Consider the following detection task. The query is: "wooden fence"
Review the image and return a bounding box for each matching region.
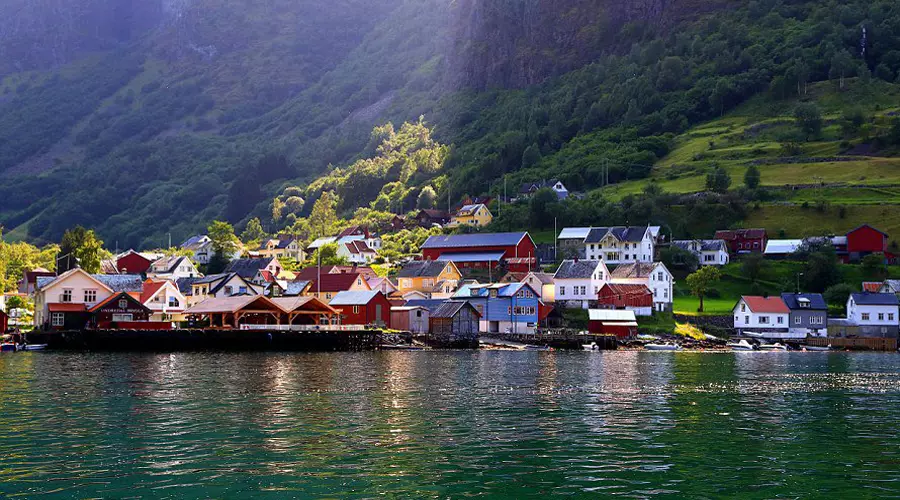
[806,337,898,351]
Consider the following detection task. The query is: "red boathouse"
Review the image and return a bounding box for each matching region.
[328,291,392,328]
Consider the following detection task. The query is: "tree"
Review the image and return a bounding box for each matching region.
[284,196,305,214]
[824,283,856,313]
[861,253,888,281]
[803,245,841,292]
[241,217,267,244]
[309,191,339,239]
[744,165,761,189]
[705,165,732,193]
[794,103,823,140]
[529,188,560,229]
[5,295,24,312]
[521,143,542,169]
[304,242,349,267]
[659,245,699,273]
[59,226,104,274]
[841,107,866,136]
[657,56,685,91]
[686,266,722,313]
[742,253,765,282]
[829,50,856,90]
[417,186,436,209]
[208,220,239,273]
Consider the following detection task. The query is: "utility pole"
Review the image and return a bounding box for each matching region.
[168,232,172,249]
[554,217,557,263]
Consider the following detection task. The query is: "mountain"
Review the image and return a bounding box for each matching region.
[2,0,900,249]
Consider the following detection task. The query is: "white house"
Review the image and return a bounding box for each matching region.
[519,179,569,200]
[846,292,900,337]
[522,272,555,303]
[583,226,656,265]
[733,296,790,335]
[337,240,378,265]
[140,280,188,323]
[147,256,201,281]
[180,235,242,265]
[609,262,673,312]
[33,268,144,329]
[672,239,730,266]
[188,273,260,307]
[553,260,609,309]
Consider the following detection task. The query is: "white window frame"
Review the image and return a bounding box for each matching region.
[51,313,65,327]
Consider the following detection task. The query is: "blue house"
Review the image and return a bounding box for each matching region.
[453,282,541,334]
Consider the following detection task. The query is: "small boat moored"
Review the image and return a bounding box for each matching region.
[801,345,832,351]
[582,342,599,351]
[0,343,18,353]
[728,339,756,351]
[645,343,681,351]
[758,343,789,351]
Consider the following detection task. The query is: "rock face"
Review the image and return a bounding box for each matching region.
[445,0,720,89]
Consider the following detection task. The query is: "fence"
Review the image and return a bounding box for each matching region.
[239,324,367,332]
[806,337,898,351]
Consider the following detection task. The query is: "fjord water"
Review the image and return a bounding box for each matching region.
[1,352,898,498]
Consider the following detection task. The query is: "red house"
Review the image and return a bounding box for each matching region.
[87,292,164,330]
[0,310,8,333]
[844,225,890,263]
[714,228,768,254]
[116,250,154,274]
[597,283,653,311]
[420,232,537,272]
[588,309,638,340]
[329,290,391,327]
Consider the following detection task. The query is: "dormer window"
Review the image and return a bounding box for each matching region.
[118,299,128,309]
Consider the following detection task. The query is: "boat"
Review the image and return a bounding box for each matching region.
[727,339,755,351]
[582,342,599,351]
[645,343,681,351]
[758,343,788,351]
[0,343,17,353]
[523,345,552,351]
[802,345,832,352]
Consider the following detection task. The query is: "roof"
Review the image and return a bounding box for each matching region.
[847,224,888,237]
[584,227,649,244]
[338,225,370,238]
[673,239,727,252]
[284,280,311,296]
[601,283,652,295]
[454,282,535,299]
[344,240,376,255]
[403,299,448,313]
[432,300,480,319]
[100,259,119,275]
[851,292,900,306]
[48,303,88,313]
[435,252,506,263]
[558,227,592,240]
[151,256,189,274]
[256,270,275,283]
[176,277,200,295]
[36,276,57,290]
[764,240,803,255]
[397,261,449,278]
[609,262,662,280]
[525,272,555,285]
[294,265,377,281]
[554,260,602,280]
[307,237,337,249]
[714,228,767,240]
[88,292,149,313]
[421,232,529,249]
[93,274,144,293]
[270,296,337,314]
[588,309,637,322]
[193,273,231,285]
[309,273,365,293]
[455,204,488,217]
[184,295,280,315]
[740,296,790,313]
[780,293,827,310]
[878,280,900,293]
[140,280,167,304]
[329,290,381,306]
[225,258,275,278]
[180,235,210,249]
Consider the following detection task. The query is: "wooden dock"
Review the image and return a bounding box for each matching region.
[806,337,898,351]
[487,330,618,350]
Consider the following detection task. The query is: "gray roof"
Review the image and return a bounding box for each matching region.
[609,262,659,279]
[92,274,144,292]
[584,227,648,244]
[284,280,311,296]
[780,293,827,310]
[673,239,726,252]
[882,280,900,293]
[554,260,601,279]
[36,276,56,290]
[397,261,448,278]
[152,255,189,274]
[422,232,529,249]
[526,272,555,285]
[176,277,200,295]
[329,290,381,306]
[432,300,478,319]
[193,273,231,285]
[403,299,448,313]
[225,258,275,278]
[851,292,900,306]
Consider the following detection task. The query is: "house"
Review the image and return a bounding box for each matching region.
[609,262,673,312]
[265,280,311,298]
[587,309,638,339]
[519,179,569,200]
[596,283,653,317]
[447,204,493,228]
[390,305,430,333]
[733,296,790,335]
[553,260,609,309]
[421,232,537,272]
[845,292,899,338]
[672,240,730,266]
[871,281,893,293]
[180,235,242,265]
[764,239,804,259]
[583,227,656,265]
[844,224,889,263]
[522,272,555,303]
[715,228,768,254]
[115,250,157,274]
[270,296,340,326]
[367,277,398,296]
[429,301,481,347]
[396,261,461,298]
[251,269,277,286]
[188,273,260,307]
[225,257,282,280]
[780,293,828,337]
[18,268,56,295]
[295,265,378,281]
[415,209,451,228]
[88,292,155,329]
[453,282,541,334]
[141,280,188,323]
[329,290,391,327]
[306,273,370,303]
[257,235,306,262]
[184,295,287,329]
[148,256,200,281]
[33,269,144,330]
[557,227,592,259]
[337,240,378,265]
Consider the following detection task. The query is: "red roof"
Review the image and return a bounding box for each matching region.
[140,280,166,304]
[257,270,275,282]
[741,296,790,313]
[308,273,365,293]
[715,228,767,240]
[863,282,883,293]
[48,303,87,313]
[601,283,652,296]
[344,240,375,255]
[295,265,377,281]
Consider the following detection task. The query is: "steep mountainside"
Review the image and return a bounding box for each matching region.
[2,0,900,249]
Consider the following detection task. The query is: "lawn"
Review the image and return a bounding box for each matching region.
[743,205,900,244]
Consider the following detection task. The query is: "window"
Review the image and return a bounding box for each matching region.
[777,317,783,324]
[879,313,885,321]
[353,306,360,314]
[741,304,746,312]
[61,289,73,302]
[795,316,801,325]
[657,272,664,281]
[357,278,362,286]
[225,286,233,295]
[890,314,895,321]
[580,286,587,295]
[118,299,129,309]
[239,287,247,294]
[112,313,133,322]
[745,316,749,323]
[169,297,180,307]
[759,316,769,324]
[51,313,65,327]
[84,289,97,303]
[560,286,566,295]
[326,293,332,300]
[862,313,870,321]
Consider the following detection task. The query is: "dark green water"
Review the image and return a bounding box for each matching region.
[1,351,899,498]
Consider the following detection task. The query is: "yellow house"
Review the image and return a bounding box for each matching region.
[396,261,461,298]
[448,204,493,228]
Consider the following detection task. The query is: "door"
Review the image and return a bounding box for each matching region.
[375,304,383,326]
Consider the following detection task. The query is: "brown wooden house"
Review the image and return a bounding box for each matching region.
[429,300,480,347]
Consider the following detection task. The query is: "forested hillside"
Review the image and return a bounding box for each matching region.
[3,0,900,249]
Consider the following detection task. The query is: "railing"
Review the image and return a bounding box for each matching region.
[239,324,368,332]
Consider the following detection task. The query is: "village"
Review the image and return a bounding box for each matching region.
[3,183,900,352]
